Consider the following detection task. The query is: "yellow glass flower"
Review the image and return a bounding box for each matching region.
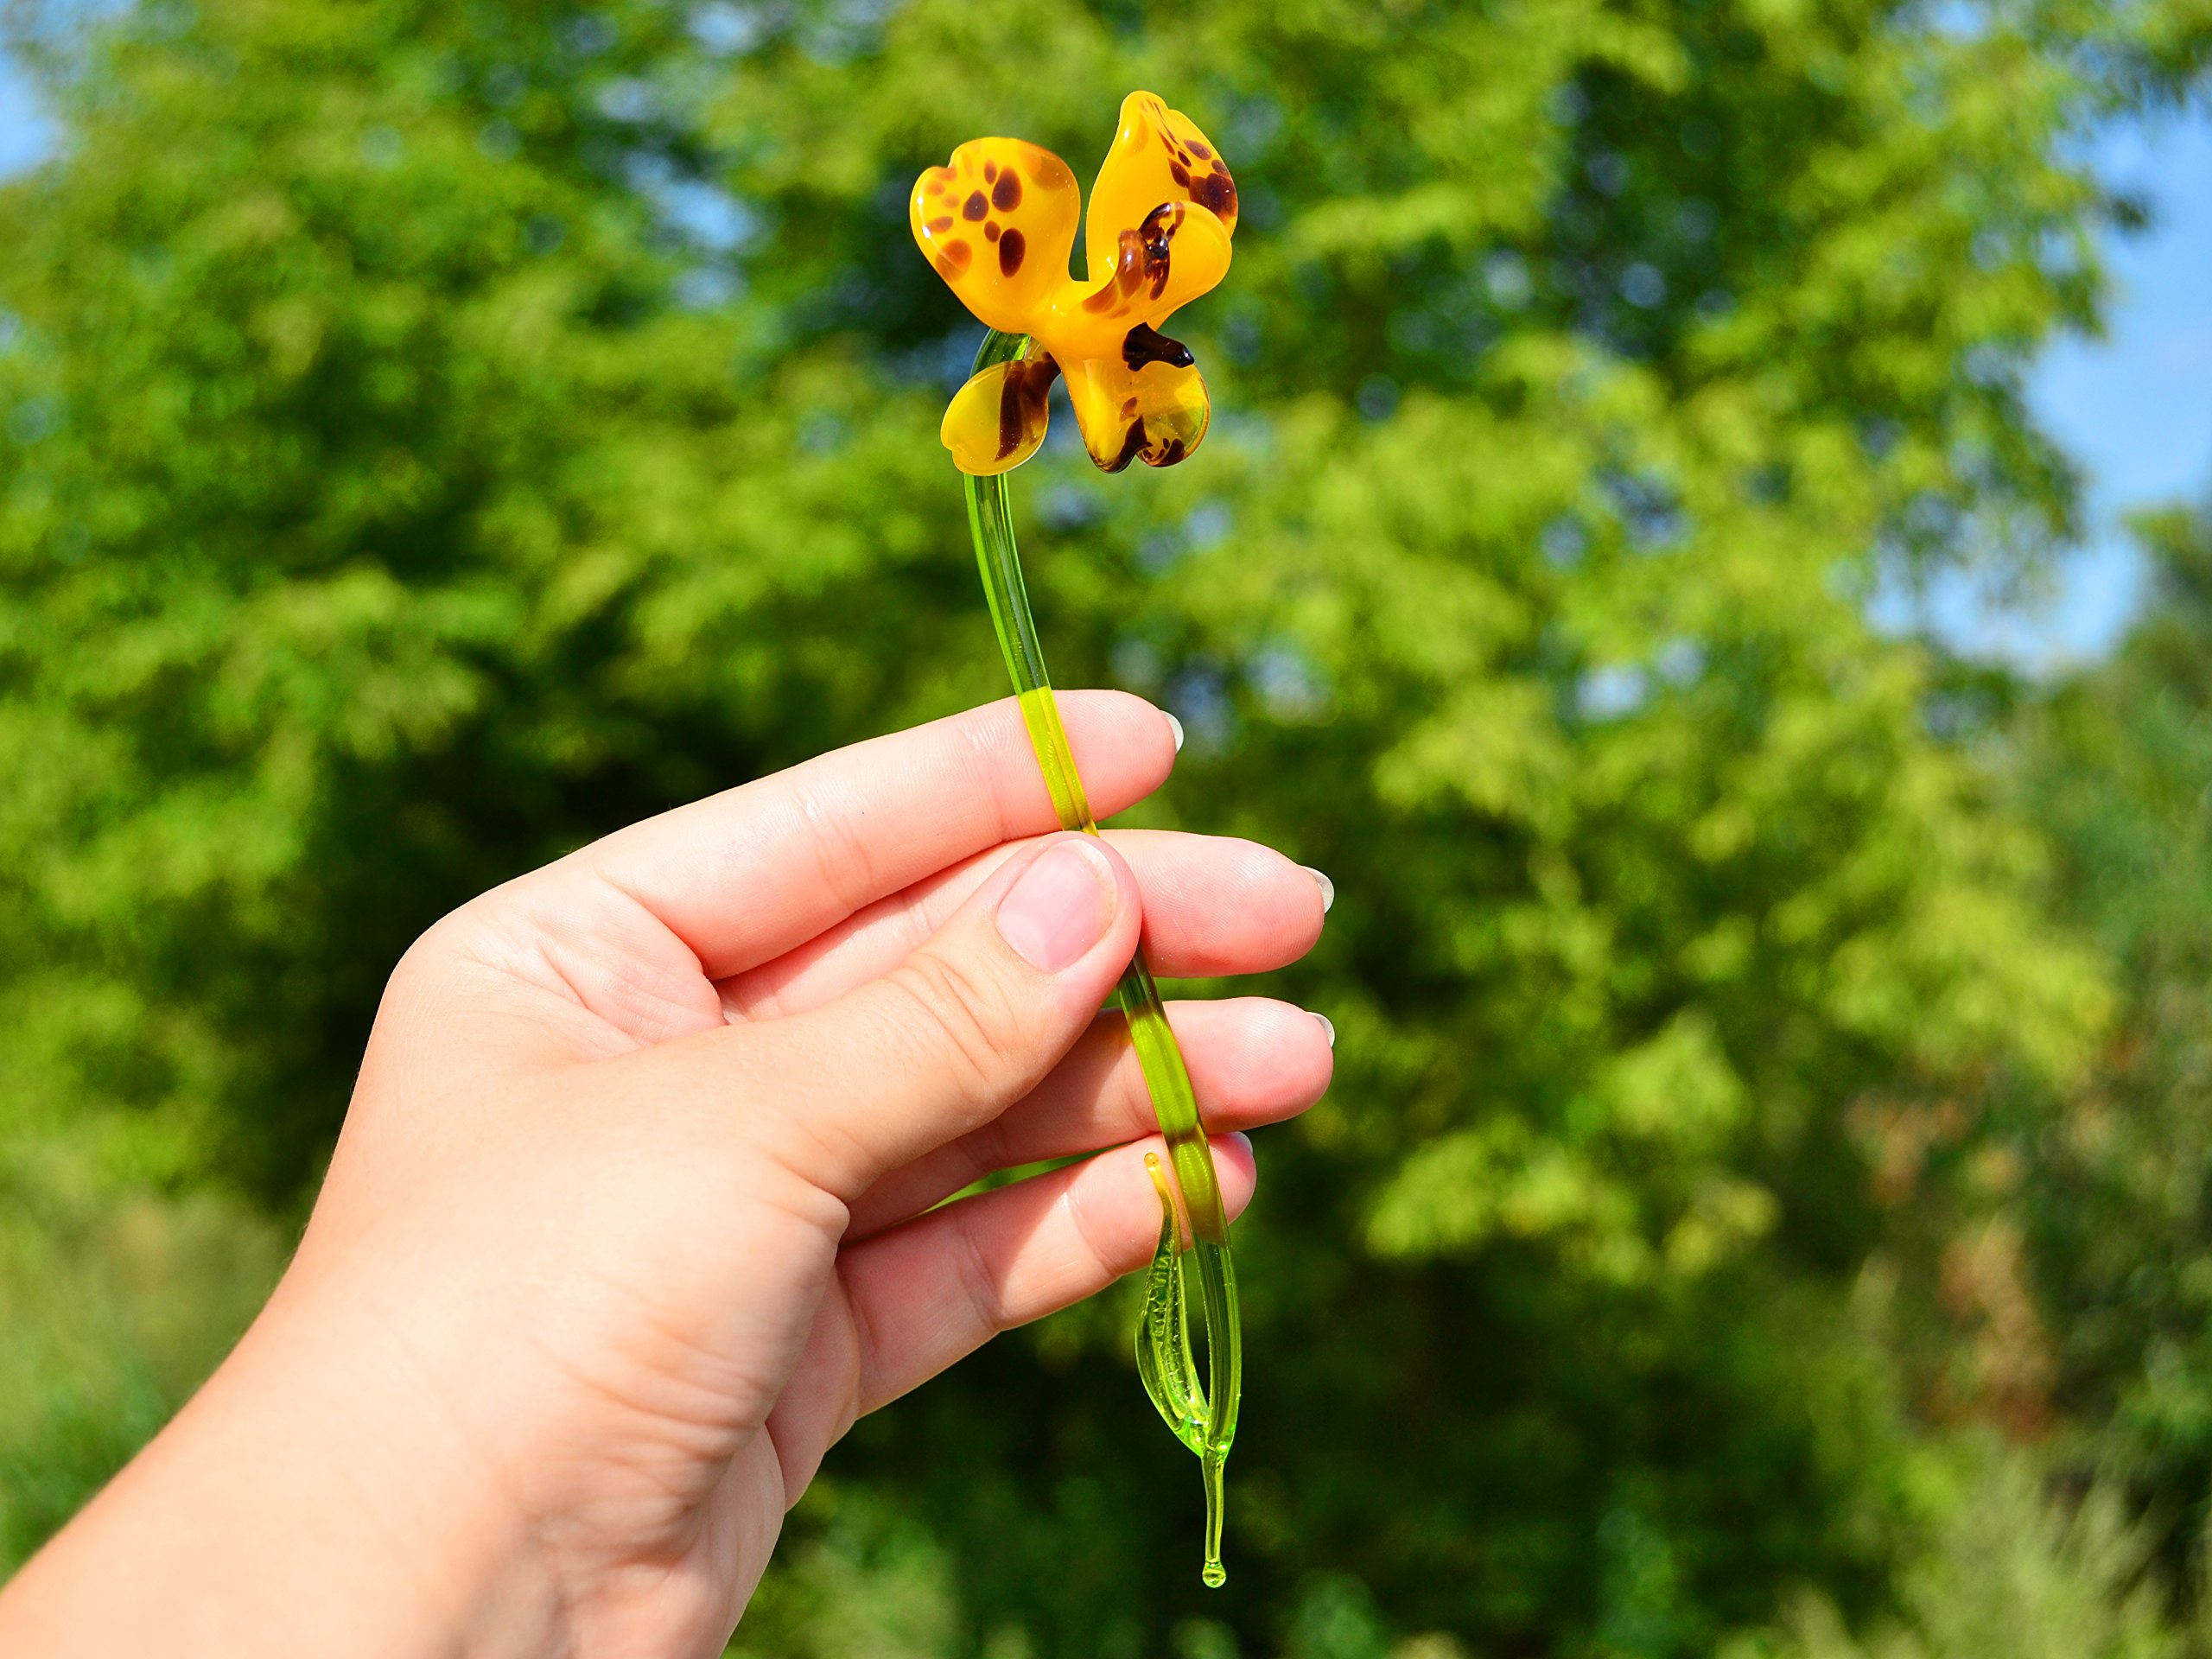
[910,92,1239,476]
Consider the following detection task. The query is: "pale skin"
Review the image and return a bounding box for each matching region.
[0,691,1332,1659]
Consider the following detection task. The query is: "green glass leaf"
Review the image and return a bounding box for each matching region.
[1137,1153,1209,1456]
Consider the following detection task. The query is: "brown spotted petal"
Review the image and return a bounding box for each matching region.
[939,350,1062,476]
[909,137,1080,337]
[1083,91,1238,283]
[1061,350,1211,474]
[1053,200,1231,361]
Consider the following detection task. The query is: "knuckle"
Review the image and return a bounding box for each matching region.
[949,1203,1009,1330]
[890,948,1024,1100]
[792,778,882,916]
[381,909,472,1008]
[1057,1162,1122,1277]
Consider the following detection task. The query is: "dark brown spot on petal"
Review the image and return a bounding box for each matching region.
[1187,140,1213,160]
[1121,396,1139,416]
[998,227,1026,276]
[1082,282,1122,314]
[984,159,998,182]
[1148,438,1188,467]
[983,222,1000,242]
[1169,158,1192,189]
[963,191,988,220]
[927,215,953,233]
[1114,226,1147,297]
[1122,322,1195,371]
[996,353,1062,460]
[1194,170,1237,225]
[1138,203,1184,299]
[992,170,1022,212]
[939,239,973,273]
[1103,418,1147,473]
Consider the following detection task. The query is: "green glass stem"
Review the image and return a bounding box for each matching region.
[962,328,1242,1590]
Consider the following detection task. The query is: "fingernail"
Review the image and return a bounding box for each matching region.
[1312,1012,1335,1048]
[1165,711,1185,753]
[998,838,1117,972]
[1303,866,1335,914]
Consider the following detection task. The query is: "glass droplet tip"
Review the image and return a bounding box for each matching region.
[1202,1560,1227,1589]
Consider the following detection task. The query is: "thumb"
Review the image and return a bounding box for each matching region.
[740,832,1141,1197]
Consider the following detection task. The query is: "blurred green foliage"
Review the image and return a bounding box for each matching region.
[1726,1444,2187,1659]
[3,0,2210,1653]
[2007,505,2212,1575]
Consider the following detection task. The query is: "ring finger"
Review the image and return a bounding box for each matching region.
[844,995,1332,1237]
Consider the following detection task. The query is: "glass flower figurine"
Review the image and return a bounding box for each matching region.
[911,92,1243,1588]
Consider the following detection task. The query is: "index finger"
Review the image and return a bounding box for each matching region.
[569,691,1179,981]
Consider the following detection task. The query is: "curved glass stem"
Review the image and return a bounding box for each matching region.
[963,328,1241,1589]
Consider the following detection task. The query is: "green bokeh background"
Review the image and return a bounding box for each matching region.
[5,1,2212,1653]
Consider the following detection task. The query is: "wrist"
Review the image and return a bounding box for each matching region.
[227,1253,576,1658]
[0,1258,569,1659]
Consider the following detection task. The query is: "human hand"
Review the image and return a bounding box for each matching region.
[0,693,1332,1659]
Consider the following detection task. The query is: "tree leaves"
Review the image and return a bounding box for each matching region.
[0,0,2184,1649]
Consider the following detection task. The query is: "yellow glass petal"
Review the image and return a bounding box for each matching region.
[940,353,1061,476]
[1083,92,1239,286]
[911,138,1081,336]
[1061,352,1211,474]
[1051,200,1232,359]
